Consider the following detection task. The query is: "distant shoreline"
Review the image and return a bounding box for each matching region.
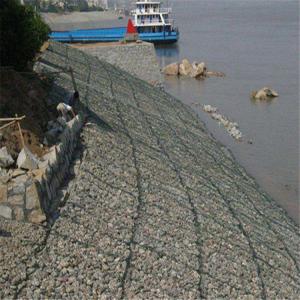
[42,11,129,31]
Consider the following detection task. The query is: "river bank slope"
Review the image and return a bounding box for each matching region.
[0,42,299,298]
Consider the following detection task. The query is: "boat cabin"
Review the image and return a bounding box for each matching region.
[133,0,172,32]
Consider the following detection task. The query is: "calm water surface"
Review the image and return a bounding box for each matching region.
[156,0,299,223]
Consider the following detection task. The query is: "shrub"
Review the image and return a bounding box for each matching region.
[0,0,50,70]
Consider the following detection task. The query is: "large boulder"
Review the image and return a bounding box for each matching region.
[190,62,206,78]
[179,59,193,76]
[252,87,279,100]
[162,63,179,76]
[0,147,14,168]
[17,147,39,170]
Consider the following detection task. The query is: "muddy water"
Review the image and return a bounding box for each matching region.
[156,0,299,223]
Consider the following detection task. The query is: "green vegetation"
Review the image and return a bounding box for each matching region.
[0,0,50,70]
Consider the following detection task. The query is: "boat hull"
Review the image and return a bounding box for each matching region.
[49,27,178,44]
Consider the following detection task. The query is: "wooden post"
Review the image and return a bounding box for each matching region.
[15,114,25,149]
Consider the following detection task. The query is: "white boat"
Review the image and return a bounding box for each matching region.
[131,0,179,43]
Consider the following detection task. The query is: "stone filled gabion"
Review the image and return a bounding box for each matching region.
[76,42,163,88]
[0,42,299,299]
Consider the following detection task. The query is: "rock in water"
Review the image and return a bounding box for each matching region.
[179,59,193,76]
[0,147,14,168]
[203,104,217,113]
[17,147,39,170]
[162,63,179,75]
[190,62,206,78]
[252,87,279,100]
[206,71,225,77]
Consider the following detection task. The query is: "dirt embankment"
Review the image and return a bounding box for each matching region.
[0,70,57,160]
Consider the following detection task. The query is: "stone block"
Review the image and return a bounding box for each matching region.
[11,169,27,178]
[0,184,7,202]
[26,181,41,210]
[25,177,33,188]
[162,63,179,76]
[8,194,24,206]
[17,147,39,170]
[8,182,25,196]
[0,147,14,168]
[12,174,29,184]
[0,172,10,184]
[38,159,49,169]
[0,205,12,219]
[27,209,46,224]
[14,206,25,221]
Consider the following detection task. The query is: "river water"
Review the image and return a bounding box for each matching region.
[155,0,299,223]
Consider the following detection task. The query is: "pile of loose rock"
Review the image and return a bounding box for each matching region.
[162,58,225,79]
[202,104,243,141]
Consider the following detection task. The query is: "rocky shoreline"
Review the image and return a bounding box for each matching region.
[0,42,299,298]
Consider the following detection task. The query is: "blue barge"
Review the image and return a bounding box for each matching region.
[49,26,178,43]
[50,1,179,44]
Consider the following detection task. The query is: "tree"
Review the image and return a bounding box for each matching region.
[78,0,89,12]
[0,0,50,70]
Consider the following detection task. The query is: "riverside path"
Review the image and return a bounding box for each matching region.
[0,42,299,299]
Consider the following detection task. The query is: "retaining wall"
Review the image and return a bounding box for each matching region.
[72,42,163,87]
[0,114,84,223]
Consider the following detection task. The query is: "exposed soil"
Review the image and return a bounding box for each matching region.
[0,69,56,160]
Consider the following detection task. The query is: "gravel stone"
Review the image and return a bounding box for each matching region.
[1,42,299,299]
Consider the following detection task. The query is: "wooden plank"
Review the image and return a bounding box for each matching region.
[0,120,16,131]
[0,116,26,122]
[15,114,25,149]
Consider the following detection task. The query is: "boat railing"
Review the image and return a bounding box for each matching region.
[159,8,172,13]
[135,20,163,25]
[134,8,170,14]
[135,18,174,25]
[136,0,161,3]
